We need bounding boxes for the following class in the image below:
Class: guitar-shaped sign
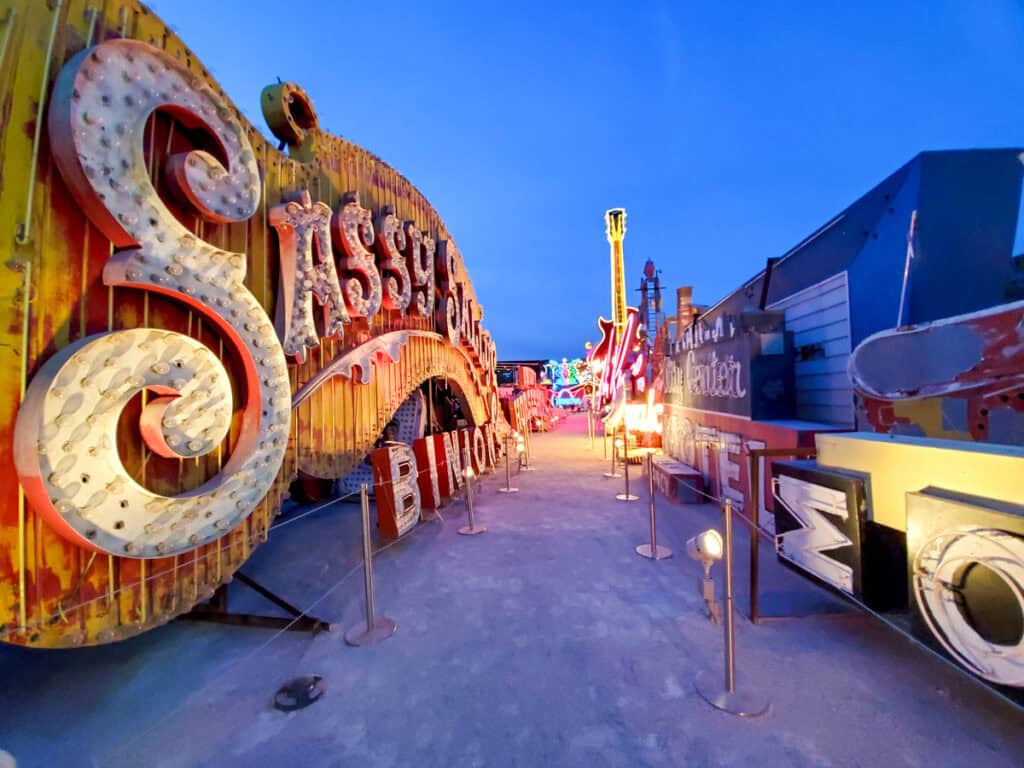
[590,208,645,410]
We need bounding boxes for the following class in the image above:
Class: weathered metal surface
[850,300,1024,443]
[0,0,499,647]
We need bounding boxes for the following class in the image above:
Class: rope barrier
[103,516,429,762]
[2,452,505,641]
[667,463,1018,709]
[671,476,777,544]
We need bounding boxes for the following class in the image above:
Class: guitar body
[592,308,643,410]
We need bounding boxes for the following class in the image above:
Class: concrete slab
[1,414,1022,767]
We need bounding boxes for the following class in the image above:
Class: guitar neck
[610,238,626,332]
[604,208,628,334]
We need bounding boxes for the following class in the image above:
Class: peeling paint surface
[852,301,1024,444]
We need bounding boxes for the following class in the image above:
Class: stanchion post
[522,426,536,471]
[498,434,519,494]
[724,497,736,692]
[749,450,760,624]
[344,484,397,646]
[694,497,768,716]
[458,444,486,535]
[603,430,620,478]
[616,425,638,501]
[636,451,671,558]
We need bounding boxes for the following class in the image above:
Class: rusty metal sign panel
[0,1,500,647]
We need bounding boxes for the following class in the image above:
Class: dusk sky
[164,0,1024,361]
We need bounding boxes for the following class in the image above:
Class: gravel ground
[2,413,1022,767]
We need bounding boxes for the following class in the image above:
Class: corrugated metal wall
[768,272,854,426]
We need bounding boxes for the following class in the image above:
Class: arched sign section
[0,5,499,648]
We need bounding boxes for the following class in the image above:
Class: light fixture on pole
[687,529,723,621]
[514,434,528,473]
[694,499,769,717]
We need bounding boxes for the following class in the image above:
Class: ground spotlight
[687,529,723,622]
[687,530,723,569]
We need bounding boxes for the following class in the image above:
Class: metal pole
[616,425,637,501]
[603,428,620,478]
[344,484,396,646]
[521,425,536,471]
[649,455,657,549]
[498,434,519,493]
[897,210,917,328]
[636,452,671,559]
[694,497,768,716]
[724,497,735,692]
[428,378,434,434]
[748,451,761,624]
[459,443,486,535]
[624,428,630,494]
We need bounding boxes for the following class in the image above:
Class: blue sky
[162,0,1024,360]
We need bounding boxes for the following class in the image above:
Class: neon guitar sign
[590,208,644,409]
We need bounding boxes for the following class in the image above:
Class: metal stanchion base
[635,543,673,559]
[603,471,621,478]
[344,616,396,647]
[694,670,769,717]
[615,493,639,502]
[458,524,487,535]
[497,487,519,493]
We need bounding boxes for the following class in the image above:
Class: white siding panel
[769,272,854,426]
[794,356,850,375]
[785,303,849,333]
[791,319,850,347]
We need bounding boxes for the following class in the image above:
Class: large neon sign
[0,12,502,649]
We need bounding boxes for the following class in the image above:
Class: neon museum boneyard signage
[682,350,746,400]
[667,312,749,407]
[1,24,498,647]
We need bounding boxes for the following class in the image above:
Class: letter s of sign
[402,222,435,318]
[13,40,291,558]
[332,191,382,319]
[373,205,412,314]
[434,240,462,346]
